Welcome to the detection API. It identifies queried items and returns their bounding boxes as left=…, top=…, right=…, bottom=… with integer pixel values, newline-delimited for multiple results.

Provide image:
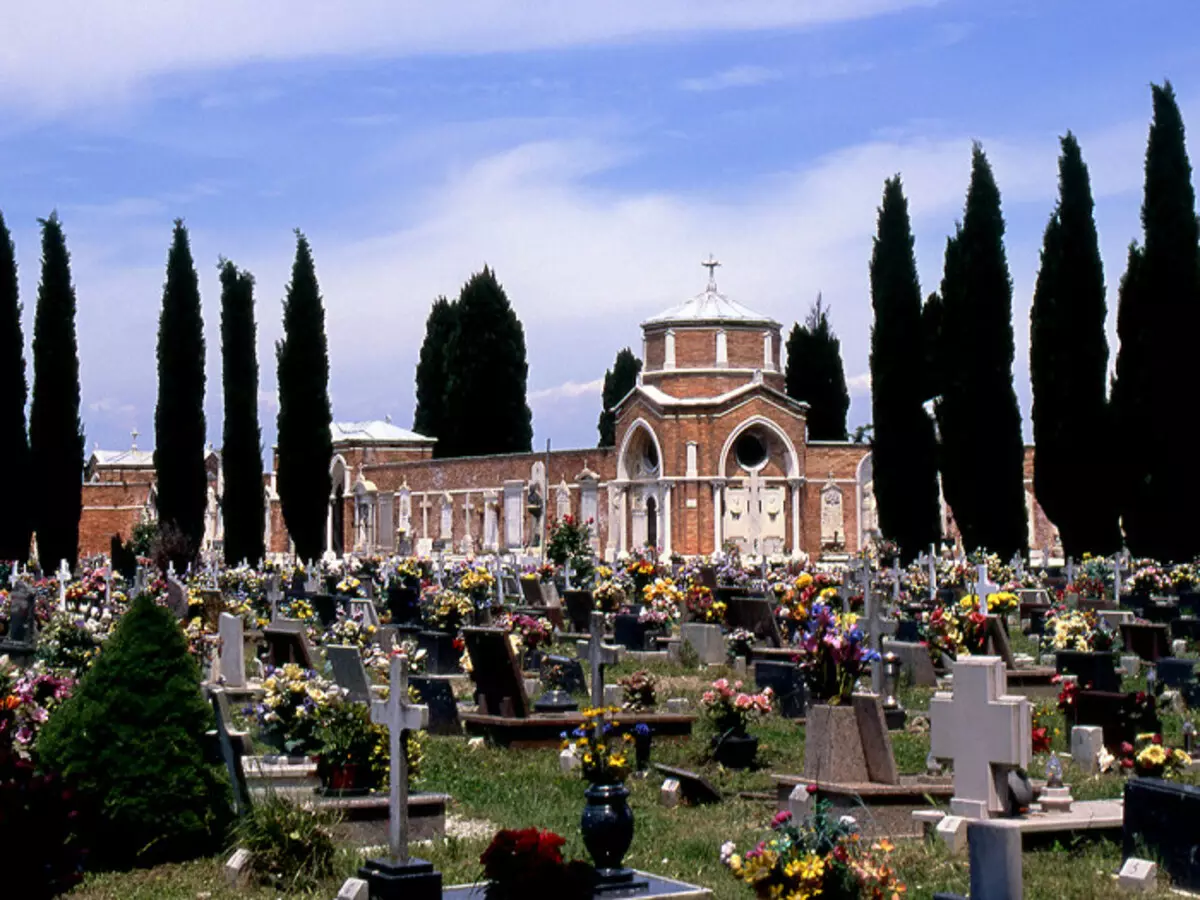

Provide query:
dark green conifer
left=785, top=296, right=850, bottom=441
left=0, top=211, right=31, bottom=561
left=597, top=348, right=642, bottom=448
left=412, top=296, right=457, bottom=456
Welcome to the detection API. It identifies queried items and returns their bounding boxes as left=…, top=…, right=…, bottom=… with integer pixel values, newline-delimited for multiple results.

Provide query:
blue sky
left=0, top=0, right=1196, bottom=458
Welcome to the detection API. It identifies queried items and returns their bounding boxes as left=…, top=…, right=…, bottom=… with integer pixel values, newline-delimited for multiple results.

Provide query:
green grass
left=65, top=653, right=1200, bottom=900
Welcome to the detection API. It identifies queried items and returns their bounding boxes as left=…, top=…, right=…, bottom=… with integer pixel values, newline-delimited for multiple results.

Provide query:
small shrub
left=232, top=792, right=338, bottom=891
left=38, top=595, right=231, bottom=868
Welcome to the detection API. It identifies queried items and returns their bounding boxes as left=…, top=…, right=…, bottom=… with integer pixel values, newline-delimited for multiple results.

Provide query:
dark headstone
left=417, top=630, right=461, bottom=676
left=613, top=613, right=651, bottom=650
left=263, top=624, right=317, bottom=670
left=310, top=593, right=339, bottom=628
left=1121, top=622, right=1171, bottom=662
left=653, top=764, right=721, bottom=805
left=540, top=654, right=587, bottom=695
left=327, top=645, right=373, bottom=703
left=895, top=619, right=921, bottom=643
left=755, top=661, right=806, bottom=718
left=1139, top=601, right=1179, bottom=625
left=1154, top=657, right=1197, bottom=689
left=562, top=590, right=593, bottom=632
left=1073, top=690, right=1161, bottom=750
left=6, top=583, right=34, bottom=644
left=462, top=626, right=529, bottom=718
left=1124, top=777, right=1200, bottom=891
left=207, top=687, right=252, bottom=816
left=1178, top=592, right=1200, bottom=617
left=1055, top=650, right=1121, bottom=692
left=725, top=596, right=783, bottom=647
left=386, top=584, right=421, bottom=625
left=1170, top=617, right=1200, bottom=643
left=165, top=576, right=189, bottom=619
left=409, top=675, right=461, bottom=735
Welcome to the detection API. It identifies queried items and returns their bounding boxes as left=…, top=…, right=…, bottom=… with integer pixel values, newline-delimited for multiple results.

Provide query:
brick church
left=79, top=261, right=1060, bottom=562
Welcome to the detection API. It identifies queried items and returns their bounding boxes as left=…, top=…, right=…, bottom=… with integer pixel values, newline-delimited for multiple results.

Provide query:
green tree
left=868, top=176, right=941, bottom=560
left=597, top=347, right=642, bottom=448
left=1030, top=134, right=1120, bottom=558
left=933, top=145, right=1027, bottom=558
left=39, top=595, right=231, bottom=867
left=441, top=267, right=533, bottom=457
left=920, top=292, right=945, bottom=403
left=412, top=295, right=456, bottom=456
left=1112, top=82, right=1200, bottom=560
left=220, top=259, right=264, bottom=566
left=276, top=231, right=333, bottom=561
left=785, top=295, right=850, bottom=441
left=0, top=211, right=31, bottom=561
left=154, top=221, right=207, bottom=565
left=29, top=213, right=84, bottom=569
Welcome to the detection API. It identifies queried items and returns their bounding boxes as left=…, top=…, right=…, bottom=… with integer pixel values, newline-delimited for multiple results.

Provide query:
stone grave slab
left=539, top=653, right=587, bottom=696
left=1170, top=617, right=1200, bottom=643
left=327, top=645, right=374, bottom=703
left=679, top=622, right=724, bottom=665
left=653, top=764, right=722, bottom=806
left=1120, top=622, right=1170, bottom=661
left=1154, top=657, right=1197, bottom=689
left=1072, top=690, right=1160, bottom=750
left=461, top=626, right=530, bottom=718
left=1054, top=650, right=1121, bottom=692
left=724, top=595, right=783, bottom=647
left=408, top=676, right=461, bottom=735
left=263, top=622, right=318, bottom=670
left=882, top=639, right=938, bottom=687
left=416, top=630, right=460, bottom=675
left=1123, top=777, right=1200, bottom=892
left=754, top=660, right=806, bottom=718
left=443, top=871, right=711, bottom=899
left=561, top=590, right=593, bottom=632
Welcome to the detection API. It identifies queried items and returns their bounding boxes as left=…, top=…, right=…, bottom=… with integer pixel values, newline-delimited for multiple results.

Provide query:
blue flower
left=635, top=723, right=651, bottom=736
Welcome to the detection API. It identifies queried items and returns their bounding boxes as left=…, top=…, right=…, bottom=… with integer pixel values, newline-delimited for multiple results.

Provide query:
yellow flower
left=796, top=573, right=813, bottom=589
left=796, top=852, right=825, bottom=882
left=1137, top=744, right=1167, bottom=767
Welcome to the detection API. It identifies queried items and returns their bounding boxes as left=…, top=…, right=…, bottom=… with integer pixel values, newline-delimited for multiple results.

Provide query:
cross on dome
left=701, top=254, right=721, bottom=289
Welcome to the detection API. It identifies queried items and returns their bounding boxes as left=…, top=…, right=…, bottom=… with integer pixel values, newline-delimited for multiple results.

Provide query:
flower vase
left=580, top=783, right=636, bottom=888
left=711, top=729, right=758, bottom=769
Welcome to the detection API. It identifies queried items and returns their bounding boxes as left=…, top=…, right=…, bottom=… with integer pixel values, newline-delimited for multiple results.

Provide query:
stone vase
left=580, top=783, right=635, bottom=883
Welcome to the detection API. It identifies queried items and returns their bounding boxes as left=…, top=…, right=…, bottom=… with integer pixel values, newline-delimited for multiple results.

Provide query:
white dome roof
left=642, top=257, right=778, bottom=327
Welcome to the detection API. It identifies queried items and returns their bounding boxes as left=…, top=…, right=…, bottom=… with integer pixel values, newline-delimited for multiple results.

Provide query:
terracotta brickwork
left=80, top=481, right=154, bottom=557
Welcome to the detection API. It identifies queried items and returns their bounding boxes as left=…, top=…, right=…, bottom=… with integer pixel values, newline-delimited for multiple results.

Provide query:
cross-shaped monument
left=1066, top=556, right=1075, bottom=587
left=1112, top=553, right=1123, bottom=605
left=701, top=253, right=721, bottom=288
left=975, top=563, right=1000, bottom=617
left=930, top=656, right=1031, bottom=819
left=586, top=611, right=621, bottom=708
left=358, top=653, right=442, bottom=899
left=891, top=559, right=901, bottom=602
left=927, top=544, right=937, bottom=601
left=57, top=559, right=70, bottom=610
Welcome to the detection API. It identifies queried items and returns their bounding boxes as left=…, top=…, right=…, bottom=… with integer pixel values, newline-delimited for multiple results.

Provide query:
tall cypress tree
left=785, top=296, right=850, bottom=441
left=0, top=211, right=31, bottom=562
left=597, top=347, right=642, bottom=448
left=220, top=259, right=264, bottom=566
left=1030, top=134, right=1120, bottom=557
left=275, top=231, right=332, bottom=561
left=1112, top=82, right=1200, bottom=560
left=154, top=220, right=207, bottom=563
left=868, top=177, right=941, bottom=560
left=933, top=145, right=1027, bottom=558
left=412, top=296, right=456, bottom=456
left=441, top=267, right=533, bottom=458
left=29, top=214, right=84, bottom=569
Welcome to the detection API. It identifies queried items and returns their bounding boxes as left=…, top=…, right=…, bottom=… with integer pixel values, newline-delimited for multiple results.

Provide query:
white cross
left=975, top=564, right=1000, bottom=616
left=1112, top=554, right=1123, bottom=604
left=930, top=656, right=1031, bottom=819
left=58, top=559, right=70, bottom=610
left=494, top=556, right=505, bottom=605
left=586, top=611, right=621, bottom=708
left=105, top=567, right=112, bottom=606
left=891, top=560, right=901, bottom=602
left=371, top=654, right=429, bottom=865
left=928, top=544, right=937, bottom=601
left=1066, top=556, right=1075, bottom=587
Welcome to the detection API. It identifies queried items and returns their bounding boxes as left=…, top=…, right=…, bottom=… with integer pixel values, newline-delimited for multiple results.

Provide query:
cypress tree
left=220, top=259, right=264, bottom=566
left=1030, top=135, right=1120, bottom=557
left=154, top=220, right=207, bottom=564
left=441, top=267, right=533, bottom=458
left=1112, top=82, right=1200, bottom=560
left=412, top=296, right=457, bottom=456
left=785, top=295, right=850, bottom=440
left=920, top=292, right=945, bottom=402
left=0, top=211, right=31, bottom=562
left=868, top=177, right=941, bottom=560
left=933, top=145, right=1027, bottom=558
left=597, top=347, right=642, bottom=448
left=29, top=213, right=84, bottom=570
left=275, top=231, right=333, bottom=561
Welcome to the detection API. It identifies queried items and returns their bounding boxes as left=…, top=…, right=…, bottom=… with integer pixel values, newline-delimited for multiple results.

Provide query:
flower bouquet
left=639, top=578, right=682, bottom=627
left=1126, top=560, right=1170, bottom=597
left=254, top=663, right=339, bottom=755
left=422, top=588, right=474, bottom=633
left=793, top=603, right=879, bottom=704
left=1040, top=608, right=1115, bottom=653
left=0, top=659, right=74, bottom=760
left=624, top=550, right=659, bottom=594
left=563, top=706, right=634, bottom=784
left=721, top=805, right=905, bottom=900
left=1131, top=732, right=1192, bottom=779
left=684, top=584, right=726, bottom=624
left=459, top=566, right=497, bottom=606
left=593, top=578, right=627, bottom=613
left=335, top=575, right=364, bottom=598
left=512, top=614, right=554, bottom=652
left=618, top=670, right=657, bottom=711
left=479, top=828, right=594, bottom=900
left=700, top=678, right=773, bottom=736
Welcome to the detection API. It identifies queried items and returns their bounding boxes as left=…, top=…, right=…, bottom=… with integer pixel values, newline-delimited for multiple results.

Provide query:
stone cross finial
left=701, top=254, right=721, bottom=289
left=975, top=564, right=999, bottom=616
left=131, top=427, right=139, bottom=450
left=370, top=654, right=428, bottom=865
left=930, top=657, right=1031, bottom=819
left=587, top=611, right=621, bottom=708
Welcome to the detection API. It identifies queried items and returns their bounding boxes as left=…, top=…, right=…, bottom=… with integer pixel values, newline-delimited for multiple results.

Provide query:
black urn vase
left=711, top=731, right=758, bottom=769
left=580, top=783, right=643, bottom=892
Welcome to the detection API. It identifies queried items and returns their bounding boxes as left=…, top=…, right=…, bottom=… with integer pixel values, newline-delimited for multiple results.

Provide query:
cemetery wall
left=80, top=481, right=155, bottom=556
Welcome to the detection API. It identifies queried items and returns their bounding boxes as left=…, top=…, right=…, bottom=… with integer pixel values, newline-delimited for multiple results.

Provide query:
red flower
left=806, top=783, right=819, bottom=795
left=1031, top=726, right=1051, bottom=754
left=1151, top=734, right=1163, bottom=745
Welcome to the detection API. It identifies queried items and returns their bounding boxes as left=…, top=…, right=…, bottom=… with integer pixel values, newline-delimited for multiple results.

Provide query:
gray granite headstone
left=166, top=576, right=189, bottom=619
left=327, top=645, right=373, bottom=703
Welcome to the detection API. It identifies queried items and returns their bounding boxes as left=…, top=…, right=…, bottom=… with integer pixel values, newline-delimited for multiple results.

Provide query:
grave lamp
left=1039, top=752, right=1074, bottom=814
left=925, top=750, right=943, bottom=775
left=1146, top=666, right=1158, bottom=696
left=1044, top=753, right=1064, bottom=788
left=1183, top=721, right=1196, bottom=755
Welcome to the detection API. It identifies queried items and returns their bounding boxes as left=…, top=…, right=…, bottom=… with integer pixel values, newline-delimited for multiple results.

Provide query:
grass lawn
left=67, top=656, right=1197, bottom=900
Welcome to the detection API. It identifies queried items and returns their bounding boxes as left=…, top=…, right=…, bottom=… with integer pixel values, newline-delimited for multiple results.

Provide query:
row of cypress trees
left=869, top=81, right=1199, bottom=562
left=0, top=214, right=334, bottom=568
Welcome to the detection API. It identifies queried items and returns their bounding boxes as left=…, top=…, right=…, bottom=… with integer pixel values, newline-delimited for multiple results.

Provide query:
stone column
left=711, top=479, right=725, bottom=555
left=789, top=478, right=803, bottom=559
left=661, top=484, right=673, bottom=558
left=619, top=486, right=629, bottom=555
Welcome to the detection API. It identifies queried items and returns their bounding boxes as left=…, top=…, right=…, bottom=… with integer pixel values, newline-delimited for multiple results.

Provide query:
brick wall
left=80, top=481, right=153, bottom=556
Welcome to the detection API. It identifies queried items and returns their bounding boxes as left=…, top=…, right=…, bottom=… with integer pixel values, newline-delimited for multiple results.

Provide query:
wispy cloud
left=679, top=65, right=782, bottom=93
left=529, top=378, right=605, bottom=402
left=846, top=372, right=872, bottom=396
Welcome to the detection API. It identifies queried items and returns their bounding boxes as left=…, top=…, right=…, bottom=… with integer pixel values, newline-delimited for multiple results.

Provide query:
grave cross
left=370, top=654, right=429, bottom=865
left=928, top=544, right=937, bottom=601
left=975, top=564, right=1000, bottom=617
left=1066, top=556, right=1076, bottom=587
left=586, top=611, right=621, bottom=708
left=57, top=559, right=70, bottom=610
left=891, top=559, right=901, bottom=602
left=1112, top=554, right=1123, bottom=605
left=930, top=656, right=1031, bottom=819
left=1010, top=552, right=1024, bottom=580
left=104, top=567, right=112, bottom=606
left=494, top=556, right=505, bottom=605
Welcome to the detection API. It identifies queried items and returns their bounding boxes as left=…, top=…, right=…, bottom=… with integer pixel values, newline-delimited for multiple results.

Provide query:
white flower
left=719, top=841, right=736, bottom=863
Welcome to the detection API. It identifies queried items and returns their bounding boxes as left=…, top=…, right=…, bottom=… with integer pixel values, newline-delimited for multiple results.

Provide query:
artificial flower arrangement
left=335, top=575, right=364, bottom=598
left=1071, top=553, right=1114, bottom=599
left=322, top=612, right=378, bottom=651
left=625, top=549, right=660, bottom=593
left=1125, top=560, right=1170, bottom=597
left=219, top=564, right=266, bottom=600
left=280, top=596, right=319, bottom=624
left=684, top=583, right=727, bottom=624
left=639, top=578, right=683, bottom=627
left=393, top=557, right=424, bottom=583
left=715, top=551, right=752, bottom=588
left=1040, top=608, right=1115, bottom=653
left=618, top=669, right=657, bottom=711
left=0, top=657, right=74, bottom=760
left=459, top=565, right=497, bottom=603
left=957, top=590, right=1018, bottom=616
left=1097, top=732, right=1192, bottom=779
left=478, top=827, right=595, bottom=900
left=592, top=578, right=627, bottom=613
left=1031, top=702, right=1057, bottom=754
left=700, top=678, right=774, bottom=736
left=314, top=695, right=423, bottom=792
left=254, top=663, right=339, bottom=755
left=721, top=803, right=906, bottom=900
left=563, top=706, right=634, bottom=784
left=794, top=604, right=881, bottom=704
left=35, top=607, right=112, bottom=679
left=726, top=627, right=756, bottom=662
left=1170, top=562, right=1199, bottom=592
left=422, top=588, right=474, bottom=633
left=512, top=614, right=554, bottom=652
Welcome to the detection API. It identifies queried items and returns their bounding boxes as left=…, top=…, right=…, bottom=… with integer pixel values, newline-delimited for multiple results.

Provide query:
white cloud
left=680, top=65, right=782, bottom=93
left=0, top=0, right=937, bottom=113
left=846, top=372, right=872, bottom=396
left=529, top=378, right=605, bottom=402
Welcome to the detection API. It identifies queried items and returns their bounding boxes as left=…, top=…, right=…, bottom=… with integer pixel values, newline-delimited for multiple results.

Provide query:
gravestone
left=1153, top=657, right=1196, bottom=689
left=310, top=594, right=339, bottom=627
left=680, top=622, right=724, bottom=665
left=409, top=676, right=461, bottom=736
left=1072, top=690, right=1160, bottom=751
left=582, top=611, right=621, bottom=709
left=725, top=595, right=783, bottom=647
left=519, top=578, right=543, bottom=607
left=882, top=639, right=938, bottom=688
left=165, top=576, right=189, bottom=619
left=754, top=661, right=806, bottom=718
left=652, top=764, right=721, bottom=805
left=4, top=583, right=34, bottom=644
left=462, top=627, right=529, bottom=718
left=1055, top=650, right=1121, bottom=692
left=217, top=613, right=246, bottom=688
left=562, top=590, right=593, bottom=632
left=349, top=598, right=381, bottom=629
left=1123, top=778, right=1200, bottom=892
left=1120, top=622, right=1170, bottom=661
left=539, top=653, right=587, bottom=696
left=263, top=622, right=318, bottom=670
left=1170, top=617, right=1200, bottom=643
left=328, top=645, right=374, bottom=703
left=613, top=613, right=651, bottom=651
left=208, top=687, right=253, bottom=816
left=198, top=589, right=224, bottom=632
left=930, top=657, right=1031, bottom=819
left=416, top=630, right=460, bottom=675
